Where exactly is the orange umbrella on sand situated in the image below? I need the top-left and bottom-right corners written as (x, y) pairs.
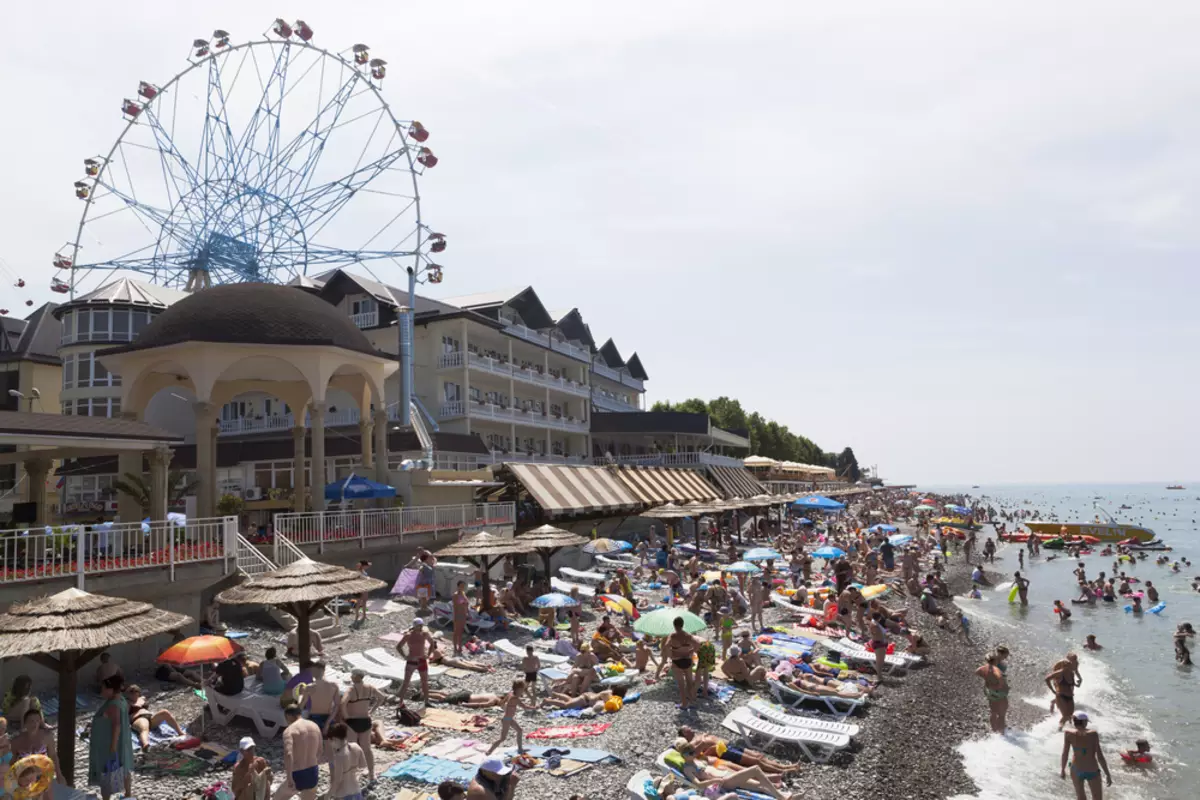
top-left (157, 635), bottom-right (242, 731)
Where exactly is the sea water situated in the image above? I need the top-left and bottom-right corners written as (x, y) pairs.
top-left (927, 484), bottom-right (1199, 800)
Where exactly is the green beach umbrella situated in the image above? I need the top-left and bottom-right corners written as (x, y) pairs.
top-left (633, 608), bottom-right (708, 637)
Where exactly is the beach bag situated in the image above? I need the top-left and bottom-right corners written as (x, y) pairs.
top-left (396, 706), bottom-right (422, 726)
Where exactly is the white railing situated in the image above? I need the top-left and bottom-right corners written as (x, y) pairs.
top-left (531, 370), bottom-right (589, 397)
top-left (439, 401), bottom-right (466, 418)
top-left (468, 402), bottom-right (519, 423)
top-left (273, 502), bottom-right (516, 552)
top-left (60, 329), bottom-right (137, 346)
top-left (218, 406), bottom-right (372, 435)
top-left (272, 532), bottom-right (308, 568)
top-left (437, 351), bottom-right (464, 369)
top-left (761, 480), bottom-right (849, 494)
top-left (433, 453), bottom-right (495, 471)
top-left (504, 322), bottom-right (551, 347)
top-left (590, 451), bottom-right (745, 468)
top-left (493, 452), bottom-right (587, 465)
top-left (0, 516), bottom-right (237, 586)
top-left (621, 373), bottom-right (644, 391)
top-left (591, 361), bottom-right (621, 382)
top-left (441, 352), bottom-right (590, 397)
top-left (351, 310), bottom-right (379, 329)
top-left (552, 340), bottom-right (592, 363)
top-left (592, 392), bottom-right (639, 413)
top-left (235, 533), bottom-right (276, 577)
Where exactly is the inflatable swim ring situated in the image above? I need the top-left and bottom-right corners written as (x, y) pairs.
top-left (6, 754), bottom-right (53, 800)
top-left (1119, 752), bottom-right (1152, 764)
top-left (1008, 584), bottom-right (1020, 604)
top-left (816, 657), bottom-right (849, 672)
top-left (1149, 602), bottom-right (1167, 614)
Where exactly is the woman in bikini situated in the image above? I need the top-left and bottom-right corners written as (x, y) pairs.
top-left (975, 652), bottom-right (1008, 733)
top-left (1060, 712), bottom-right (1111, 799)
top-left (340, 669), bottom-right (384, 784)
top-left (664, 617), bottom-right (699, 711)
top-left (673, 739), bottom-right (794, 799)
top-left (484, 679), bottom-right (540, 755)
top-left (541, 689), bottom-right (613, 710)
top-left (124, 686), bottom-right (185, 748)
top-left (1046, 653), bottom-right (1082, 730)
top-left (10, 709), bottom-right (61, 788)
top-left (868, 612), bottom-right (890, 676)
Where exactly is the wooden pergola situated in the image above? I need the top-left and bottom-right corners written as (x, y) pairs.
top-left (0, 588), bottom-right (191, 785)
top-left (218, 558), bottom-right (384, 665)
top-left (434, 531), bottom-right (536, 612)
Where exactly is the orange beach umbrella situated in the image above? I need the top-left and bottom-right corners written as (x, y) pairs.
top-left (157, 634), bottom-right (242, 667)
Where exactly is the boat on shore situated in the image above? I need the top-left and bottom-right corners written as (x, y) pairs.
top-left (933, 516), bottom-right (981, 531)
top-left (1024, 520), bottom-right (1156, 543)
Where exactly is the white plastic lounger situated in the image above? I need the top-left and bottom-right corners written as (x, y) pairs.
top-left (493, 638), bottom-right (569, 665)
top-left (594, 554), bottom-right (637, 570)
top-left (838, 636), bottom-right (923, 664)
top-left (431, 601), bottom-right (496, 633)
top-left (770, 593), bottom-right (822, 621)
top-left (625, 769), bottom-right (655, 799)
top-left (342, 652), bottom-right (408, 682)
top-left (721, 706), bottom-right (850, 763)
top-left (560, 567), bottom-right (608, 585)
top-left (206, 690), bottom-right (286, 739)
top-left (551, 577), bottom-right (596, 597)
top-left (830, 641), bottom-right (910, 675)
top-left (363, 647), bottom-right (448, 677)
top-left (747, 697), bottom-right (860, 737)
top-left (767, 678), bottom-right (864, 721)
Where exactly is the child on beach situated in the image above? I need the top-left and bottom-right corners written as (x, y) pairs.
top-left (634, 638), bottom-right (659, 676)
top-left (1121, 739), bottom-right (1152, 765)
top-left (485, 679), bottom-right (540, 755)
top-left (959, 612), bottom-right (972, 643)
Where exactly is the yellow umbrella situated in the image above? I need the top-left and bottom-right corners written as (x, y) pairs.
top-left (598, 594), bottom-right (637, 617)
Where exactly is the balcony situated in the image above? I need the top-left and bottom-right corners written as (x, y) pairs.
top-left (592, 392), bottom-right (639, 413)
top-left (491, 452), bottom-right (588, 465)
top-left (437, 352), bottom-right (590, 397)
top-left (503, 322), bottom-right (551, 348)
top-left (590, 451), bottom-right (746, 468)
top-left (351, 309), bottom-right (379, 329)
top-left (591, 361), bottom-right (621, 382)
top-left (621, 373), bottom-right (644, 391)
top-left (445, 400), bottom-right (588, 432)
top-left (550, 339), bottom-right (592, 364)
top-left (273, 502), bottom-right (517, 553)
top-left (218, 406), bottom-right (398, 435)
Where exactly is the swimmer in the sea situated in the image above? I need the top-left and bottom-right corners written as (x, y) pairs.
top-left (1083, 634), bottom-right (1102, 651)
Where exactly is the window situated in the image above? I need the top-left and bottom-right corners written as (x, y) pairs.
top-left (469, 387), bottom-right (482, 402)
top-left (132, 309), bottom-right (151, 335)
top-left (78, 353), bottom-right (92, 386)
top-left (441, 336), bottom-right (460, 354)
top-left (62, 400), bottom-right (74, 415)
top-left (112, 309), bottom-right (130, 339)
top-left (63, 357), bottom-right (76, 390)
top-left (77, 310), bottom-right (91, 339)
top-left (92, 309), bottom-right (110, 338)
top-left (443, 382), bottom-right (460, 402)
top-left (60, 311), bottom-right (74, 343)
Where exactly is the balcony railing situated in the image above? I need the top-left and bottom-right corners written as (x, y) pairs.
top-left (61, 329), bottom-right (137, 346)
top-left (439, 401), bottom-right (466, 419)
top-left (592, 392), bottom-right (639, 413)
top-left (219, 406), bottom-right (399, 435)
top-left (492, 452), bottom-right (587, 465)
top-left (591, 361), bottom-right (621, 382)
top-left (503, 322), bottom-right (551, 348)
top-left (590, 451), bottom-right (745, 468)
top-left (550, 339), bottom-right (592, 364)
top-left (762, 480), bottom-right (849, 494)
top-left (437, 352), bottom-right (589, 397)
top-left (351, 310), bottom-right (379, 329)
top-left (0, 516), bottom-right (237, 586)
top-left (273, 502), bottom-right (516, 553)
top-left (621, 374), bottom-right (644, 391)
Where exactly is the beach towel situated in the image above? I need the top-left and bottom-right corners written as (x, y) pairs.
top-left (545, 708), bottom-right (589, 719)
top-left (392, 568), bottom-right (420, 596)
top-left (136, 748), bottom-right (208, 777)
top-left (391, 790), bottom-right (437, 800)
top-left (509, 746), bottom-right (620, 764)
top-left (377, 729), bottom-right (431, 752)
top-left (705, 680), bottom-right (736, 704)
top-left (442, 667), bottom-right (472, 679)
top-left (368, 598), bottom-right (406, 614)
top-left (421, 737), bottom-right (491, 765)
top-left (39, 693), bottom-right (94, 717)
top-left (381, 755), bottom-right (476, 785)
top-left (131, 721), bottom-right (183, 750)
top-left (544, 758), bottom-right (590, 777)
top-left (526, 722), bottom-right (612, 740)
top-left (224, 630), bottom-right (251, 639)
top-left (419, 708), bottom-right (491, 732)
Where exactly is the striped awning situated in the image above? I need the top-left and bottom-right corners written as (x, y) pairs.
top-left (507, 464), bottom-right (640, 517)
top-left (706, 466), bottom-right (767, 499)
top-left (615, 467), bottom-right (721, 506)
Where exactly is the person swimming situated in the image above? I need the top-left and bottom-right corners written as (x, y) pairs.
top-left (1083, 634), bottom-right (1102, 651)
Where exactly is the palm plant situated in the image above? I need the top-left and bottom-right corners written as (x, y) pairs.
top-left (109, 470), bottom-right (199, 515)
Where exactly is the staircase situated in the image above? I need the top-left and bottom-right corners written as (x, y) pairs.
top-left (233, 533), bottom-right (348, 644)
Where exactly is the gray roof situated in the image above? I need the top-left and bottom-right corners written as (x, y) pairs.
top-left (438, 288), bottom-right (526, 309)
top-left (55, 277), bottom-right (189, 313)
top-left (0, 303), bottom-right (61, 365)
top-left (0, 410), bottom-right (183, 442)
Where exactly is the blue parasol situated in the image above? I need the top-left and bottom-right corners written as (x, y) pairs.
top-left (325, 473), bottom-right (397, 501)
top-left (868, 524), bottom-right (899, 533)
top-left (743, 547), bottom-right (782, 562)
top-left (792, 495), bottom-right (845, 510)
top-left (796, 518), bottom-right (814, 525)
top-left (722, 560), bottom-right (763, 574)
top-left (888, 533), bottom-right (914, 546)
top-left (812, 546), bottom-right (846, 559)
top-left (946, 504), bottom-right (971, 515)
top-left (531, 592), bottom-right (581, 609)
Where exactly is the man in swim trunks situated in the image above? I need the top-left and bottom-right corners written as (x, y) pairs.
top-left (1045, 653), bottom-right (1082, 730)
top-left (277, 705), bottom-right (322, 800)
top-left (1060, 712), bottom-right (1111, 799)
top-left (304, 662), bottom-right (339, 736)
top-left (677, 726), bottom-right (798, 774)
top-left (397, 619), bottom-right (437, 707)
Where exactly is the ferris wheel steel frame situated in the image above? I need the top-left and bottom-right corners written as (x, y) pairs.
top-left (64, 26), bottom-right (443, 429)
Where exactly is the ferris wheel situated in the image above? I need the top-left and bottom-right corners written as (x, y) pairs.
top-left (57, 19), bottom-right (446, 296)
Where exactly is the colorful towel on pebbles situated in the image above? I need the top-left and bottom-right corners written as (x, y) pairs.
top-left (545, 708), bottom-right (590, 719)
top-left (706, 680), bottom-right (736, 704)
top-left (419, 708), bottom-right (492, 732)
top-left (421, 737), bottom-right (492, 765)
top-left (381, 755), bottom-right (477, 785)
top-left (526, 722), bottom-right (612, 739)
top-left (507, 746), bottom-right (620, 764)
top-left (131, 721), bottom-right (184, 750)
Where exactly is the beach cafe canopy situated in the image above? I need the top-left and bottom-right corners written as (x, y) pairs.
top-left (516, 524), bottom-right (590, 579)
top-left (793, 494), bottom-right (846, 511)
top-left (325, 473), bottom-right (397, 501)
top-left (218, 558), bottom-right (384, 664)
top-left (0, 588), bottom-right (190, 785)
top-left (434, 531), bottom-right (536, 612)
top-left (742, 455), bottom-right (779, 468)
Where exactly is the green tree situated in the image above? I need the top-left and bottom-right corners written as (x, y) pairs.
top-left (835, 447), bottom-right (861, 481)
top-left (109, 470), bottom-right (199, 516)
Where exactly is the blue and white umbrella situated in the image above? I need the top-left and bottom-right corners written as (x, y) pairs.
top-left (792, 495), bottom-right (845, 511)
top-left (812, 546), bottom-right (846, 560)
top-left (946, 504), bottom-right (971, 515)
top-left (888, 533), bottom-right (914, 546)
top-left (722, 560), bottom-right (763, 574)
top-left (796, 518), bottom-right (814, 525)
top-left (582, 538), bottom-right (633, 554)
top-left (531, 592), bottom-right (581, 609)
top-left (743, 547), bottom-right (782, 562)
top-left (868, 524), bottom-right (899, 533)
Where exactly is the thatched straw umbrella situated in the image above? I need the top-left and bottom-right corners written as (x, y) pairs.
top-left (434, 531), bottom-right (535, 612)
top-left (516, 524), bottom-right (589, 580)
top-left (0, 588), bottom-right (191, 785)
top-left (640, 502), bottom-right (693, 549)
top-left (218, 558), bottom-right (384, 665)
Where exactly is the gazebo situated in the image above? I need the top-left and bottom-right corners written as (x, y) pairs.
top-left (515, 524), bottom-right (589, 579)
top-left (217, 558), bottom-right (384, 664)
top-left (434, 531), bottom-right (535, 612)
top-left (0, 588), bottom-right (191, 785)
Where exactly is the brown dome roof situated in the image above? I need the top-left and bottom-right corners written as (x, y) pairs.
top-left (105, 282), bottom-right (381, 357)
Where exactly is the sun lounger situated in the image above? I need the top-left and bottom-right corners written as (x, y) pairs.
top-left (493, 638), bottom-right (570, 665)
top-left (770, 593), bottom-right (822, 621)
top-left (430, 601), bottom-right (496, 633)
top-left (747, 697), bottom-right (860, 737)
top-left (343, 652), bottom-right (409, 682)
top-left (653, 750), bottom-right (775, 800)
top-left (829, 640), bottom-right (911, 675)
top-left (767, 678), bottom-right (864, 721)
top-left (206, 689), bottom-right (286, 739)
top-left (721, 706), bottom-right (850, 763)
top-left (560, 566), bottom-right (608, 585)
top-left (551, 577), bottom-right (596, 597)
top-left (837, 636), bottom-right (923, 664)
top-left (364, 648), bottom-right (448, 677)
top-left (625, 769), bottom-right (654, 799)
top-left (594, 554), bottom-right (638, 570)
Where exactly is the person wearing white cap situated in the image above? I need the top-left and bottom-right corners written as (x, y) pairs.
top-left (231, 736), bottom-right (272, 800)
top-left (397, 617), bottom-right (437, 707)
top-left (466, 757), bottom-right (517, 800)
top-left (1061, 711), bottom-right (1111, 797)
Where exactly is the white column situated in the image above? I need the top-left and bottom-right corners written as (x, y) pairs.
top-left (25, 458), bottom-right (50, 526)
top-left (309, 402), bottom-right (327, 512)
top-left (292, 426), bottom-right (307, 512)
top-left (149, 447), bottom-right (173, 522)
top-left (359, 416), bottom-right (373, 472)
top-left (193, 402), bottom-right (215, 518)
top-left (374, 409), bottom-right (389, 486)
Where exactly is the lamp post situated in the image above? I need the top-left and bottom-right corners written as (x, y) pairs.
top-left (7, 388), bottom-right (39, 412)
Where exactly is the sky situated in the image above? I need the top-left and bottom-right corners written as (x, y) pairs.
top-left (3, 1), bottom-right (1200, 484)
